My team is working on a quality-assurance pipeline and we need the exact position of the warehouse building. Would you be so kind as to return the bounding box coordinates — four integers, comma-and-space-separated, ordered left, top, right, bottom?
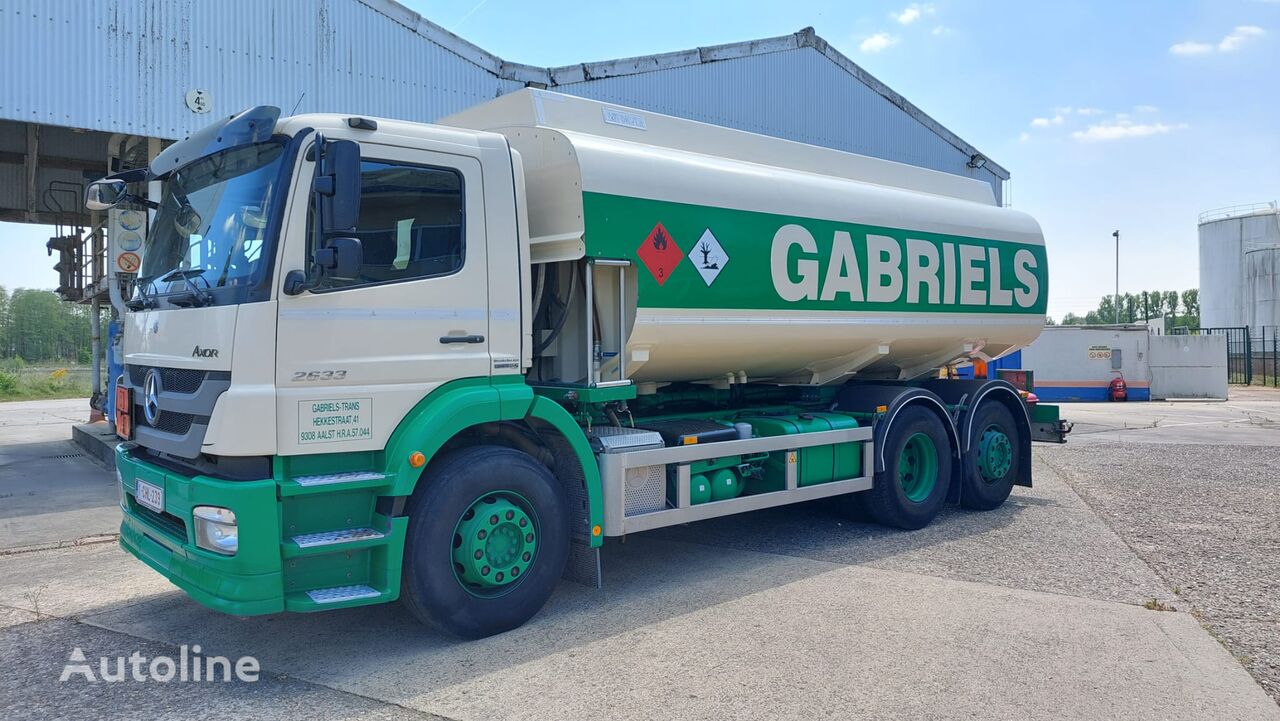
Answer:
0, 0, 1012, 411
1, 0, 1009, 235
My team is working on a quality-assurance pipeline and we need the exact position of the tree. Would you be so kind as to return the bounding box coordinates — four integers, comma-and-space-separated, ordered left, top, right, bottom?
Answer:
1097, 295, 1117, 324
1181, 289, 1199, 318
1165, 291, 1180, 319
1122, 293, 1137, 323
1148, 290, 1165, 317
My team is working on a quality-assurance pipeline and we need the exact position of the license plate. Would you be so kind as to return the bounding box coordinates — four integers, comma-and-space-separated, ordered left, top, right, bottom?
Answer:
134, 479, 165, 513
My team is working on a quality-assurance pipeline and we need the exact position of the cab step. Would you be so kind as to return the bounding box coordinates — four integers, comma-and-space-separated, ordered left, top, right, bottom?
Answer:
294, 470, 386, 487
291, 527, 385, 549
305, 584, 381, 605
281, 470, 391, 497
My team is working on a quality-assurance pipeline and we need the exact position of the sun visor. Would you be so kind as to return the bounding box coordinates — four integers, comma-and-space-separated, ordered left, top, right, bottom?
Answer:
150, 106, 281, 176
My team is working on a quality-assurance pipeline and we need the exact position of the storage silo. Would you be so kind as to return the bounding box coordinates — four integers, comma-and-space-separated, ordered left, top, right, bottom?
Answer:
1198, 202, 1280, 330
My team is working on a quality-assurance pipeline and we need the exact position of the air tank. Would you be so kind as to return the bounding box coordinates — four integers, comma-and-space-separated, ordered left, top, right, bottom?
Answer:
444, 90, 1049, 384
1198, 202, 1280, 331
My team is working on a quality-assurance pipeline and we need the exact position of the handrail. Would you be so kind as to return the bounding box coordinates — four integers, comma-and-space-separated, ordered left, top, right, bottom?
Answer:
1198, 201, 1277, 224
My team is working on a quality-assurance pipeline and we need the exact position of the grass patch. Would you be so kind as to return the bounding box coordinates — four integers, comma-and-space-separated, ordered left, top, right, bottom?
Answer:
0, 365, 93, 401
1143, 598, 1177, 612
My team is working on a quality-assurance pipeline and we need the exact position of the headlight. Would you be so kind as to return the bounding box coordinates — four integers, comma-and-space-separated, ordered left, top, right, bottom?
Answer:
192, 506, 238, 555
116, 469, 126, 510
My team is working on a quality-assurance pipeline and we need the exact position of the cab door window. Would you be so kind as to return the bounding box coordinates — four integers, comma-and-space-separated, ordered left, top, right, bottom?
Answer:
312, 159, 464, 291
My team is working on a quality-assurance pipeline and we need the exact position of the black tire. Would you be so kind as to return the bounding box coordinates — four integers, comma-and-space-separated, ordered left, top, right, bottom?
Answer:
401, 445, 570, 639
862, 406, 952, 530
959, 402, 1020, 511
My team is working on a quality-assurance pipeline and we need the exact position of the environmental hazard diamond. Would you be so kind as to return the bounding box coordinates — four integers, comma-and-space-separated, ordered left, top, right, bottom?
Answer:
636, 222, 683, 286
689, 228, 728, 286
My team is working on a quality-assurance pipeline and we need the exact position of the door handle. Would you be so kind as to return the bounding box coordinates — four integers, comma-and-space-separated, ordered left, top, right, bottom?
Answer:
439, 334, 485, 344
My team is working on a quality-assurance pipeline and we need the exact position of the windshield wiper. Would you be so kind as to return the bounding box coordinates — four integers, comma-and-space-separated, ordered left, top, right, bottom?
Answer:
159, 269, 215, 308
125, 277, 158, 311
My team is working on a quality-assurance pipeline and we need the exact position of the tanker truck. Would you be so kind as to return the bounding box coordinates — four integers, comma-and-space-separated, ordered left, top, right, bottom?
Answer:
87, 89, 1068, 639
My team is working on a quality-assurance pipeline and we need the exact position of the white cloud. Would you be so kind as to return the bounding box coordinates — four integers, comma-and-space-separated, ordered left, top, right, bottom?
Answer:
1071, 121, 1188, 142
930, 25, 953, 36
1030, 115, 1064, 128
1170, 40, 1214, 55
1018, 132, 1032, 143
1053, 106, 1074, 115
1219, 25, 1265, 51
1077, 107, 1106, 115
860, 32, 900, 53
1170, 25, 1266, 55
893, 4, 935, 25
1134, 104, 1159, 113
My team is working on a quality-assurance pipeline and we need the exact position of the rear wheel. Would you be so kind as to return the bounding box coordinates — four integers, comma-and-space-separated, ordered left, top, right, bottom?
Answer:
959, 402, 1020, 510
862, 406, 952, 530
402, 445, 569, 639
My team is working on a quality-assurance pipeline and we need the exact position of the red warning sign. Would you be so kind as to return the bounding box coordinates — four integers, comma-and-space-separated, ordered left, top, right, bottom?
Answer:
117, 252, 141, 273
636, 223, 682, 286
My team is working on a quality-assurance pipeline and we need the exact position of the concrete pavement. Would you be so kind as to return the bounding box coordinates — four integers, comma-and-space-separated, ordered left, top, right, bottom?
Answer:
0, 398, 121, 550
0, 396, 1277, 720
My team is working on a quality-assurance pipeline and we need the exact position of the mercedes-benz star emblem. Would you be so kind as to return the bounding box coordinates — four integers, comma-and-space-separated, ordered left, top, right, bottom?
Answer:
142, 369, 161, 427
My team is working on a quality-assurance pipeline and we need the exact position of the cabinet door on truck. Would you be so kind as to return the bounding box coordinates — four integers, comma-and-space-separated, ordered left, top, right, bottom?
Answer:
276, 142, 491, 455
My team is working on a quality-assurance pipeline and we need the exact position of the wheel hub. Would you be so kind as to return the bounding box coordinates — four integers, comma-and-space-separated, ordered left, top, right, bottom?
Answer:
977, 427, 1013, 482
452, 493, 538, 591
897, 432, 939, 503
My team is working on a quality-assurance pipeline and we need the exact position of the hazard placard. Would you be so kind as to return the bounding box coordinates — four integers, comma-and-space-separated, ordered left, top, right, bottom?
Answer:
117, 252, 141, 273
636, 222, 683, 286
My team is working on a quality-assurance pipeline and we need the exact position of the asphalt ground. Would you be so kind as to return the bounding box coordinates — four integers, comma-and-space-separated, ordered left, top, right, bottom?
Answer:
1, 394, 1277, 720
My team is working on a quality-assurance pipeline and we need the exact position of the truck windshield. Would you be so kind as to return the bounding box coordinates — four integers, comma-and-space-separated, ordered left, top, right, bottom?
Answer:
136, 139, 288, 306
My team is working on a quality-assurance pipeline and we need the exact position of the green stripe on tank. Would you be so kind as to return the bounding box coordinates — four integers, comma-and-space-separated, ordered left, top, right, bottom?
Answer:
581, 192, 1048, 315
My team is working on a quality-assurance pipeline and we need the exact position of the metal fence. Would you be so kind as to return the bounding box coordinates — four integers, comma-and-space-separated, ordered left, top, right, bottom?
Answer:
1197, 326, 1280, 386
1253, 326, 1279, 387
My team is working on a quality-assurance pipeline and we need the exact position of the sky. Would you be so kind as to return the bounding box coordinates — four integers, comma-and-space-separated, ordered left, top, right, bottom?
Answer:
4, 0, 1276, 320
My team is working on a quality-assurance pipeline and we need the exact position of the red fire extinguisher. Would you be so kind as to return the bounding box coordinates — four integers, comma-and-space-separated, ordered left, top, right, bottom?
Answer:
1108, 372, 1128, 402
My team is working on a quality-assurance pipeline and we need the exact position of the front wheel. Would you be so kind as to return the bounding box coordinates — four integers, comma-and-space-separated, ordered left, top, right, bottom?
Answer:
401, 445, 570, 639
862, 406, 952, 530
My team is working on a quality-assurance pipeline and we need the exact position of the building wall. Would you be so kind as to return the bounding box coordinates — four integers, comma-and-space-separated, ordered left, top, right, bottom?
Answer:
1017, 327, 1231, 401
0, 0, 521, 141
1018, 327, 1152, 402
0, 1, 1005, 202
1148, 335, 1228, 399
553, 47, 1005, 203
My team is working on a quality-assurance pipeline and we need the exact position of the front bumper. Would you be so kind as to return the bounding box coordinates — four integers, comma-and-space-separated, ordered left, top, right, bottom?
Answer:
115, 443, 406, 615
116, 443, 285, 615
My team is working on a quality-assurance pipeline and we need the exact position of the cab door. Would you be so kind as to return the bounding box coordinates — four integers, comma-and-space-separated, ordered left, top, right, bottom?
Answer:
275, 139, 490, 456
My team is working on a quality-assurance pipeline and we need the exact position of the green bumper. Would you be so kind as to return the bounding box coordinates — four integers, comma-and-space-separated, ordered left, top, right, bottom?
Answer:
116, 444, 406, 615
116, 444, 285, 615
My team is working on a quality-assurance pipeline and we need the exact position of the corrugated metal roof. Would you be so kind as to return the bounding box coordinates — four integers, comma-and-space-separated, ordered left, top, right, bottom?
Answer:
0, 0, 1006, 193
0, 0, 520, 140
541, 27, 1009, 181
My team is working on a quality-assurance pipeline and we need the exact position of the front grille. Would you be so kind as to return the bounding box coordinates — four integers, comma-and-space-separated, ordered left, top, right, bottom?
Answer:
123, 364, 230, 459
138, 409, 195, 435
127, 365, 207, 394
129, 497, 188, 542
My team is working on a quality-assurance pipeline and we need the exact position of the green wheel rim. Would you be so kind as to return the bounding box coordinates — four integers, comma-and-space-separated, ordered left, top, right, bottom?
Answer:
977, 425, 1013, 483
897, 432, 939, 503
451, 491, 538, 598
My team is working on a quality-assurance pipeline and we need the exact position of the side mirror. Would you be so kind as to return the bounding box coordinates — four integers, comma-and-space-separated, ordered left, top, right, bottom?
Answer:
313, 138, 361, 233
314, 237, 363, 280
85, 179, 128, 211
